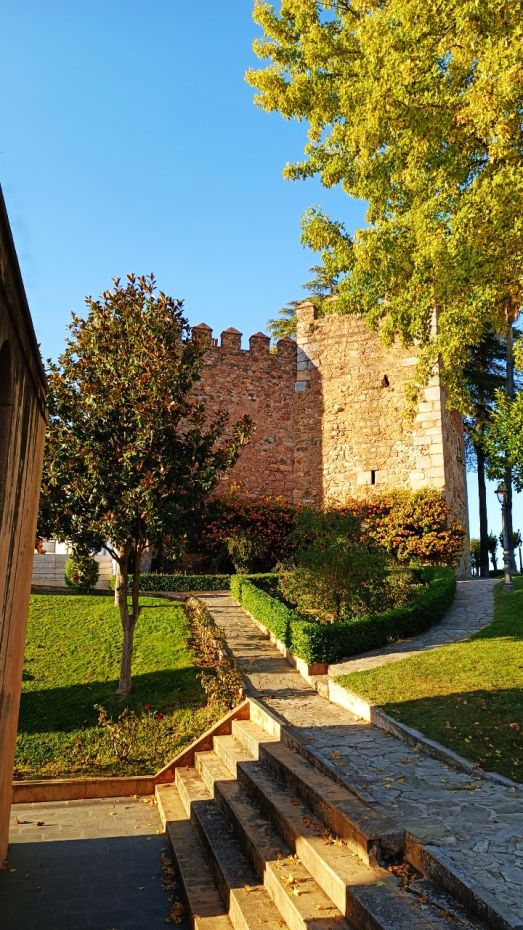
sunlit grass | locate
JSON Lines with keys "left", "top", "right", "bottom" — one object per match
{"left": 15, "top": 594, "right": 220, "bottom": 779}
{"left": 337, "top": 579, "right": 523, "bottom": 781}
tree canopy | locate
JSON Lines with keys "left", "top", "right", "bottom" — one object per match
{"left": 39, "top": 274, "right": 252, "bottom": 692}
{"left": 248, "top": 0, "right": 523, "bottom": 407}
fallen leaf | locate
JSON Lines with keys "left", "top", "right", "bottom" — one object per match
{"left": 166, "top": 899, "right": 185, "bottom": 924}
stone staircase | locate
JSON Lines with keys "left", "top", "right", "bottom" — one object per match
{"left": 157, "top": 701, "right": 487, "bottom": 930}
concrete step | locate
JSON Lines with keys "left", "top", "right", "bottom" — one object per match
{"left": 178, "top": 764, "right": 356, "bottom": 930}
{"left": 231, "top": 720, "right": 401, "bottom": 865}
{"left": 155, "top": 783, "right": 234, "bottom": 930}
{"left": 207, "top": 739, "right": 464, "bottom": 930}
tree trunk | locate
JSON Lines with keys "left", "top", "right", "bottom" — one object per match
{"left": 119, "top": 619, "right": 135, "bottom": 698}
{"left": 505, "top": 324, "right": 517, "bottom": 573}
{"left": 116, "top": 547, "right": 134, "bottom": 696}
{"left": 114, "top": 562, "right": 120, "bottom": 607}
{"left": 476, "top": 444, "right": 490, "bottom": 578}
{"left": 131, "top": 547, "right": 142, "bottom": 626}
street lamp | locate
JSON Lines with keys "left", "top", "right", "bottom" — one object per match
{"left": 496, "top": 483, "right": 513, "bottom": 590}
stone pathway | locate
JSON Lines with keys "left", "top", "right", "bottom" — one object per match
{"left": 331, "top": 578, "right": 497, "bottom": 676}
{"left": 0, "top": 797, "right": 181, "bottom": 930}
{"left": 200, "top": 591, "right": 523, "bottom": 928}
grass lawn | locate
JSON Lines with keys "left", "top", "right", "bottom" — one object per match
{"left": 15, "top": 594, "right": 222, "bottom": 780}
{"left": 337, "top": 579, "right": 523, "bottom": 782}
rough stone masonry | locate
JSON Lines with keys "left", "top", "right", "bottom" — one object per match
{"left": 191, "top": 301, "right": 468, "bottom": 538}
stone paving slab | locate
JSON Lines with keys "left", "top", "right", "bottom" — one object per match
{"left": 330, "top": 579, "right": 497, "bottom": 677}
{"left": 0, "top": 796, "right": 181, "bottom": 930}
{"left": 200, "top": 592, "right": 523, "bottom": 928}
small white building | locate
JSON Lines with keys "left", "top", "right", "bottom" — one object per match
{"left": 32, "top": 540, "right": 113, "bottom": 589}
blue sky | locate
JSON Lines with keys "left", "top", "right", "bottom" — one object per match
{"left": 1, "top": 1, "right": 517, "bottom": 547}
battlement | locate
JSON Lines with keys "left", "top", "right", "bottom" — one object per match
{"left": 189, "top": 308, "right": 467, "bottom": 546}
{"left": 191, "top": 323, "right": 296, "bottom": 358}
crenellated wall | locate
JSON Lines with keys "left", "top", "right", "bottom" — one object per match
{"left": 191, "top": 323, "right": 297, "bottom": 500}
{"left": 193, "top": 303, "right": 468, "bottom": 545}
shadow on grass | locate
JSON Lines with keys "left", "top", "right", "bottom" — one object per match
{"left": 382, "top": 688, "right": 523, "bottom": 781}
{"left": 18, "top": 667, "right": 207, "bottom": 733}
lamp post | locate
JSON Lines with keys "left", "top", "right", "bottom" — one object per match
{"left": 496, "top": 483, "right": 513, "bottom": 590}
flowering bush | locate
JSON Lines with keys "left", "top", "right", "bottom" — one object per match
{"left": 191, "top": 496, "right": 299, "bottom": 571}
{"left": 184, "top": 488, "right": 464, "bottom": 572}
{"left": 341, "top": 489, "right": 465, "bottom": 566}
{"left": 64, "top": 549, "right": 99, "bottom": 592}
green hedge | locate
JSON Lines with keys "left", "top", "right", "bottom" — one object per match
{"left": 230, "top": 568, "right": 456, "bottom": 664}
{"left": 111, "top": 573, "right": 231, "bottom": 592}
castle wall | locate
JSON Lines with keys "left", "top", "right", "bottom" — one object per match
{"left": 192, "top": 325, "right": 296, "bottom": 500}
{"left": 293, "top": 303, "right": 468, "bottom": 532}
{"left": 193, "top": 303, "right": 468, "bottom": 549}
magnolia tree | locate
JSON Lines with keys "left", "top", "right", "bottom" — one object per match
{"left": 39, "top": 275, "right": 252, "bottom": 695}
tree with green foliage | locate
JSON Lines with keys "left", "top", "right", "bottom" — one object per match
{"left": 463, "top": 330, "right": 507, "bottom": 577}
{"left": 248, "top": 0, "right": 522, "bottom": 407}
{"left": 39, "top": 275, "right": 252, "bottom": 695}
{"left": 267, "top": 264, "right": 340, "bottom": 341}
{"left": 64, "top": 548, "right": 100, "bottom": 593}
{"left": 469, "top": 538, "right": 481, "bottom": 576}
{"left": 279, "top": 508, "right": 388, "bottom": 621}
{"left": 487, "top": 531, "right": 499, "bottom": 572}
{"left": 484, "top": 338, "right": 523, "bottom": 494}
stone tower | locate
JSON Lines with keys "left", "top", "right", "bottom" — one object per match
{"left": 190, "top": 305, "right": 468, "bottom": 545}
{"left": 292, "top": 301, "right": 468, "bottom": 534}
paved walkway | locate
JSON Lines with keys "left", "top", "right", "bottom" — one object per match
{"left": 200, "top": 591, "right": 523, "bottom": 928}
{"left": 330, "top": 578, "right": 497, "bottom": 677}
{"left": 0, "top": 797, "right": 183, "bottom": 930}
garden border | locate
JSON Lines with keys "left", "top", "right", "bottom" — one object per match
{"left": 230, "top": 569, "right": 456, "bottom": 665}
{"left": 324, "top": 681, "right": 521, "bottom": 790}
{"left": 12, "top": 700, "right": 251, "bottom": 803}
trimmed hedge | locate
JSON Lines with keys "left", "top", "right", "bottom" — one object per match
{"left": 112, "top": 573, "right": 231, "bottom": 592}
{"left": 230, "top": 568, "right": 456, "bottom": 664}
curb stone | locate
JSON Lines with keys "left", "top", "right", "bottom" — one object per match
{"left": 322, "top": 679, "right": 522, "bottom": 791}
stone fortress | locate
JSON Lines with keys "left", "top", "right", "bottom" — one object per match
{"left": 192, "top": 301, "right": 468, "bottom": 535}
{"left": 33, "top": 300, "right": 470, "bottom": 587}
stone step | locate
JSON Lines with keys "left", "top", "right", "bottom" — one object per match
{"left": 205, "top": 740, "right": 458, "bottom": 930}
{"left": 155, "top": 783, "right": 234, "bottom": 930}
{"left": 177, "top": 765, "right": 356, "bottom": 930}
{"left": 173, "top": 768, "right": 288, "bottom": 930}
{"left": 231, "top": 719, "right": 401, "bottom": 865}
{"left": 241, "top": 710, "right": 500, "bottom": 930}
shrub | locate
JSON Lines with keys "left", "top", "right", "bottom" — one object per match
{"left": 226, "top": 531, "right": 267, "bottom": 574}
{"left": 232, "top": 568, "right": 456, "bottom": 664}
{"left": 109, "top": 573, "right": 230, "bottom": 592}
{"left": 186, "top": 597, "right": 244, "bottom": 711}
{"left": 64, "top": 550, "right": 99, "bottom": 593}
{"left": 230, "top": 574, "right": 296, "bottom": 645}
{"left": 94, "top": 704, "right": 139, "bottom": 761}
{"left": 192, "top": 496, "right": 298, "bottom": 571}
{"left": 343, "top": 489, "right": 466, "bottom": 565}
{"left": 279, "top": 508, "right": 388, "bottom": 621}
